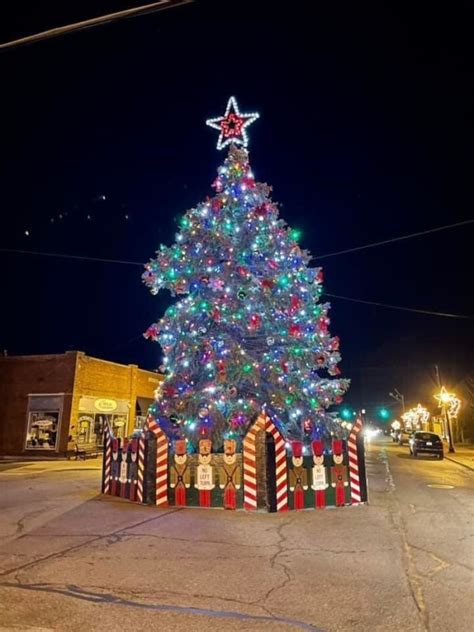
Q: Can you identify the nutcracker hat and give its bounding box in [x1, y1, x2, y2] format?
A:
[311, 440, 324, 457]
[224, 439, 236, 455]
[174, 439, 187, 456]
[291, 440, 303, 458]
[332, 439, 343, 455]
[199, 439, 212, 455]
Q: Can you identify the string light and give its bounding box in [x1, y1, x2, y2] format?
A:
[143, 104, 349, 449]
[206, 96, 260, 150]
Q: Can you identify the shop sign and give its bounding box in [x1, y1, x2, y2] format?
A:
[94, 399, 118, 412]
[33, 419, 54, 428]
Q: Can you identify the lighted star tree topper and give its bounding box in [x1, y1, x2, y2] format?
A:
[143, 97, 350, 449]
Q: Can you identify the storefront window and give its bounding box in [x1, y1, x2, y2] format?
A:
[135, 415, 147, 432]
[25, 395, 63, 450]
[112, 416, 127, 438]
[77, 415, 95, 444]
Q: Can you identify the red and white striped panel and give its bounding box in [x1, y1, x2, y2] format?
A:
[103, 422, 112, 495]
[266, 418, 289, 512]
[348, 417, 363, 504]
[136, 421, 147, 504]
[147, 415, 169, 507]
[243, 414, 266, 510]
[243, 413, 289, 512]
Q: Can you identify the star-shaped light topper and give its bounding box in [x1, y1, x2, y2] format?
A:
[206, 96, 259, 150]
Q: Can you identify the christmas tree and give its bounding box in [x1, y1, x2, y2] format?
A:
[143, 97, 349, 450]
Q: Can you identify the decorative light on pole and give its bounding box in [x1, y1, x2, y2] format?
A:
[401, 403, 430, 430]
[434, 387, 460, 453]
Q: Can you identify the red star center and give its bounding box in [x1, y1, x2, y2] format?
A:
[220, 112, 245, 139]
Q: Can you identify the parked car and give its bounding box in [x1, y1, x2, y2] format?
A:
[398, 429, 413, 445]
[409, 431, 443, 459]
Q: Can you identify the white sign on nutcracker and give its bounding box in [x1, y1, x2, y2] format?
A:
[119, 458, 128, 484]
[312, 464, 328, 490]
[196, 464, 214, 490]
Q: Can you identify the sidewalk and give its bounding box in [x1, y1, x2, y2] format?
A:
[0, 456, 102, 473]
[445, 444, 474, 471]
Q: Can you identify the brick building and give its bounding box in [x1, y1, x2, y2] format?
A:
[0, 351, 163, 457]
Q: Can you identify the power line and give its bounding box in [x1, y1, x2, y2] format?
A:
[325, 293, 470, 319]
[314, 219, 474, 260]
[0, 0, 193, 50]
[0, 247, 143, 267]
[1, 246, 470, 320]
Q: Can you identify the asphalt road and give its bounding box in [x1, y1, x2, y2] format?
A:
[0, 438, 472, 631]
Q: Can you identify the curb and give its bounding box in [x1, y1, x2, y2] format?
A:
[445, 455, 474, 472]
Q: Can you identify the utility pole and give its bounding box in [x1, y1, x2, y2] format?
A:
[389, 389, 405, 413]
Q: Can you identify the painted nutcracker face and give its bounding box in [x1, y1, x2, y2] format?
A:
[223, 439, 237, 465]
[313, 454, 324, 466]
[174, 440, 187, 465]
[333, 453, 343, 465]
[198, 439, 212, 465]
[292, 455, 303, 467]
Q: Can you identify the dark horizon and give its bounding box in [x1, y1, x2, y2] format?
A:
[1, 1, 473, 414]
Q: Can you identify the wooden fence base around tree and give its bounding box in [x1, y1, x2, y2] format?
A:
[101, 413, 368, 511]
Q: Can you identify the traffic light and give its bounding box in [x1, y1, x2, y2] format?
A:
[378, 407, 390, 420]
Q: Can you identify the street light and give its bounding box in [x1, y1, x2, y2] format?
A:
[434, 387, 460, 453]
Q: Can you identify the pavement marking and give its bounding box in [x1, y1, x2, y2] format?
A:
[0, 582, 323, 631]
[427, 484, 455, 489]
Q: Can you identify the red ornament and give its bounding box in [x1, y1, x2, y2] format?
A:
[335, 396, 343, 404]
[236, 266, 249, 277]
[289, 323, 302, 337]
[289, 295, 301, 315]
[163, 384, 178, 398]
[242, 176, 256, 189]
[249, 314, 262, 330]
[211, 308, 221, 322]
[281, 360, 289, 374]
[254, 203, 269, 218]
[316, 269, 324, 283]
[268, 259, 279, 270]
[143, 324, 160, 341]
[261, 278, 274, 291]
[330, 336, 340, 351]
[318, 317, 329, 333]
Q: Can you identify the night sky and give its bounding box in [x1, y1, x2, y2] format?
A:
[1, 1, 473, 414]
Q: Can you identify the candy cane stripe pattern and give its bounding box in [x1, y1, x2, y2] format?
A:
[136, 422, 147, 504]
[147, 415, 169, 507]
[348, 416, 363, 504]
[267, 419, 289, 512]
[103, 422, 112, 495]
[243, 415, 265, 509]
[243, 412, 289, 512]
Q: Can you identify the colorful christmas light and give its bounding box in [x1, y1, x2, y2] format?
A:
[143, 102, 349, 450]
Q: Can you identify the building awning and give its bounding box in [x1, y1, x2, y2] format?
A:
[136, 397, 154, 415]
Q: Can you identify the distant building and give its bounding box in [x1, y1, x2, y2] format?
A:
[0, 351, 163, 457]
